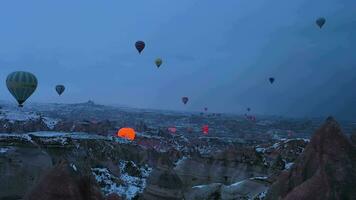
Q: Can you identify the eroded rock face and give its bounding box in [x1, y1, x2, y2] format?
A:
[351, 131, 356, 145]
[25, 160, 105, 200]
[185, 179, 269, 200]
[0, 118, 50, 133]
[142, 169, 184, 200]
[0, 146, 52, 200]
[106, 193, 123, 200]
[174, 147, 268, 188]
[185, 183, 222, 200]
[266, 117, 356, 200]
[53, 120, 116, 135]
[142, 155, 184, 200]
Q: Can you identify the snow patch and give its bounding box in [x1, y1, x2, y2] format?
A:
[251, 176, 268, 180]
[175, 156, 188, 166]
[192, 185, 207, 189]
[255, 147, 266, 153]
[0, 147, 10, 153]
[70, 163, 77, 172]
[280, 138, 310, 143]
[0, 110, 39, 122]
[256, 190, 267, 200]
[229, 180, 244, 187]
[285, 162, 294, 170]
[272, 142, 280, 149]
[42, 117, 59, 129]
[92, 160, 152, 200]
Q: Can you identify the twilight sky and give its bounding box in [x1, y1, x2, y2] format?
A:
[0, 0, 355, 119]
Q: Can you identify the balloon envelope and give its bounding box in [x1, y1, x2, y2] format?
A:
[55, 85, 65, 95]
[168, 127, 177, 134]
[135, 41, 145, 53]
[6, 71, 38, 107]
[155, 58, 162, 68]
[269, 77, 275, 84]
[182, 97, 189, 104]
[316, 17, 326, 28]
[202, 125, 209, 134]
[117, 128, 136, 141]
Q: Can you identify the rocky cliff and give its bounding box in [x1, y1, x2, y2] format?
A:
[266, 117, 356, 200]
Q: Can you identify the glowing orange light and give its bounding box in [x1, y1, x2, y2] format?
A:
[117, 128, 136, 141]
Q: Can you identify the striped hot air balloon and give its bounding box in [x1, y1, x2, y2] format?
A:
[55, 85, 65, 96]
[155, 58, 162, 68]
[6, 71, 38, 107]
[135, 41, 145, 54]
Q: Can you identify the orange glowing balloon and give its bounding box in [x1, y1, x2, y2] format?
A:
[117, 128, 136, 141]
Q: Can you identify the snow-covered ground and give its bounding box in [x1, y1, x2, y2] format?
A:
[0, 147, 10, 153]
[42, 117, 59, 129]
[284, 162, 294, 170]
[0, 131, 133, 147]
[279, 138, 310, 143]
[255, 147, 266, 153]
[0, 109, 59, 129]
[0, 109, 40, 122]
[92, 160, 152, 200]
[70, 163, 78, 172]
[255, 137, 309, 154]
[175, 156, 188, 166]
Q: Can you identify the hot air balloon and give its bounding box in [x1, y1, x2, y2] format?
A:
[117, 127, 136, 141]
[168, 127, 177, 134]
[6, 71, 38, 107]
[135, 41, 145, 54]
[55, 85, 65, 96]
[155, 58, 162, 68]
[316, 17, 326, 28]
[202, 125, 209, 134]
[204, 107, 208, 112]
[269, 77, 275, 84]
[182, 97, 189, 105]
[247, 107, 251, 112]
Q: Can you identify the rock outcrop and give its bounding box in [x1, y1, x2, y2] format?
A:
[174, 147, 268, 188]
[351, 131, 356, 145]
[142, 155, 184, 200]
[106, 193, 123, 200]
[266, 117, 356, 200]
[0, 118, 50, 133]
[185, 179, 269, 200]
[53, 120, 116, 135]
[0, 146, 53, 200]
[25, 159, 105, 200]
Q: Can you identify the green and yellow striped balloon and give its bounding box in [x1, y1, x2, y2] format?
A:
[6, 71, 38, 107]
[155, 58, 162, 68]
